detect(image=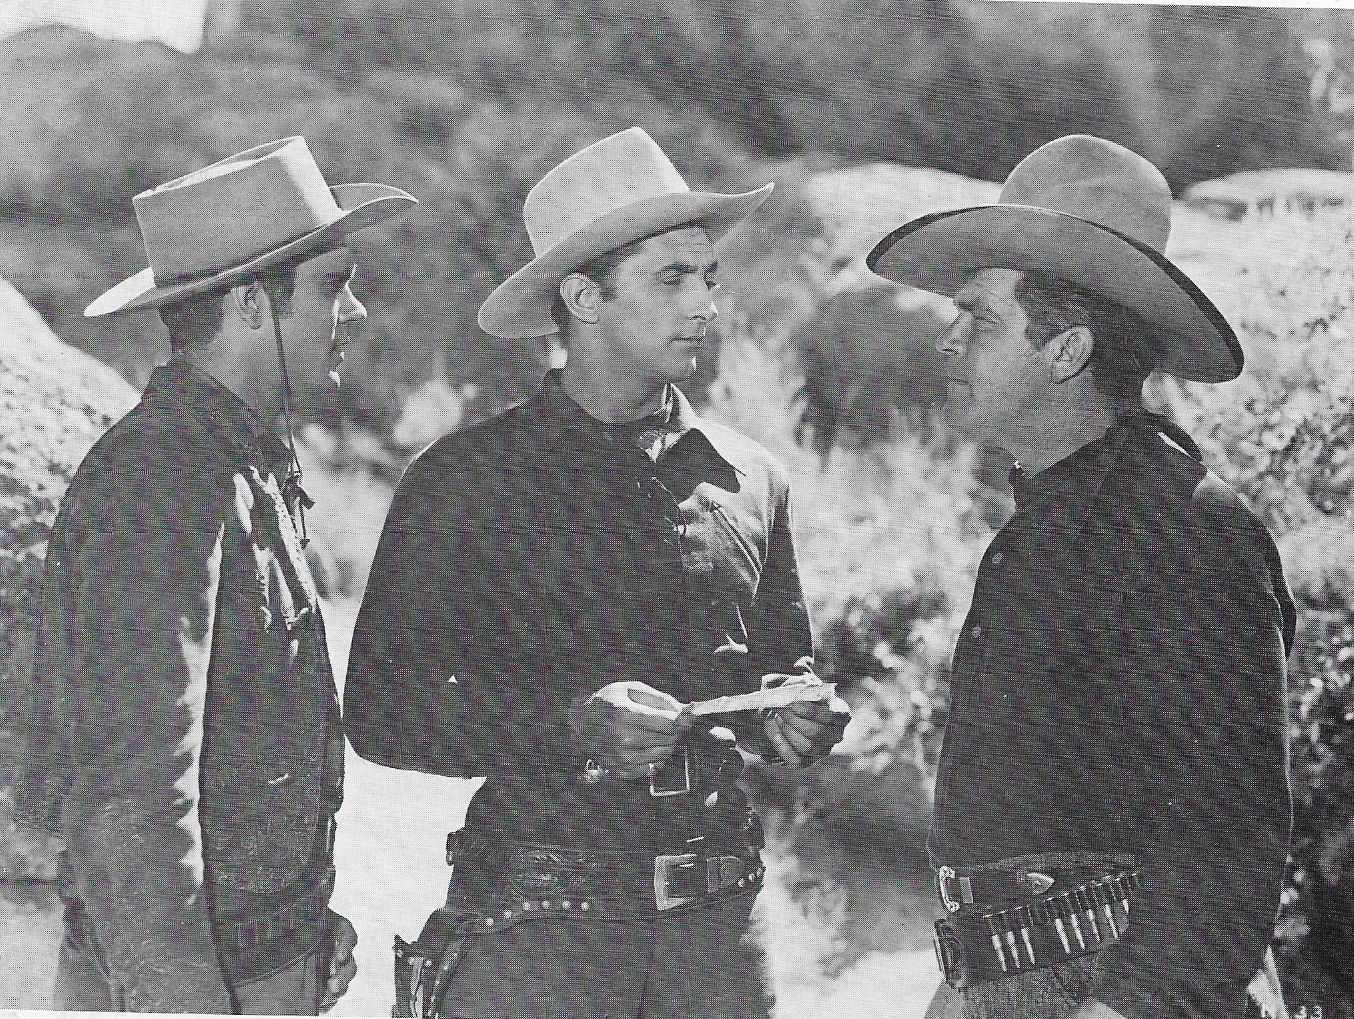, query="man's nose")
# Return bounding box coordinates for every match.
[338,285,367,325]
[690,281,719,323]
[935,314,966,356]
